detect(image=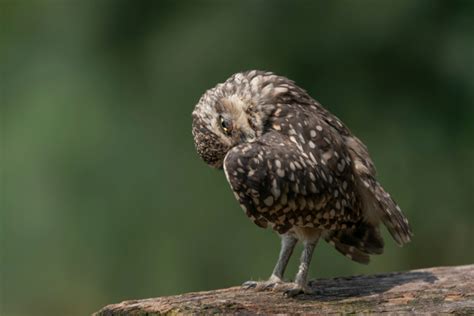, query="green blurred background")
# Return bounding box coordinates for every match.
[2,1,473,315]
